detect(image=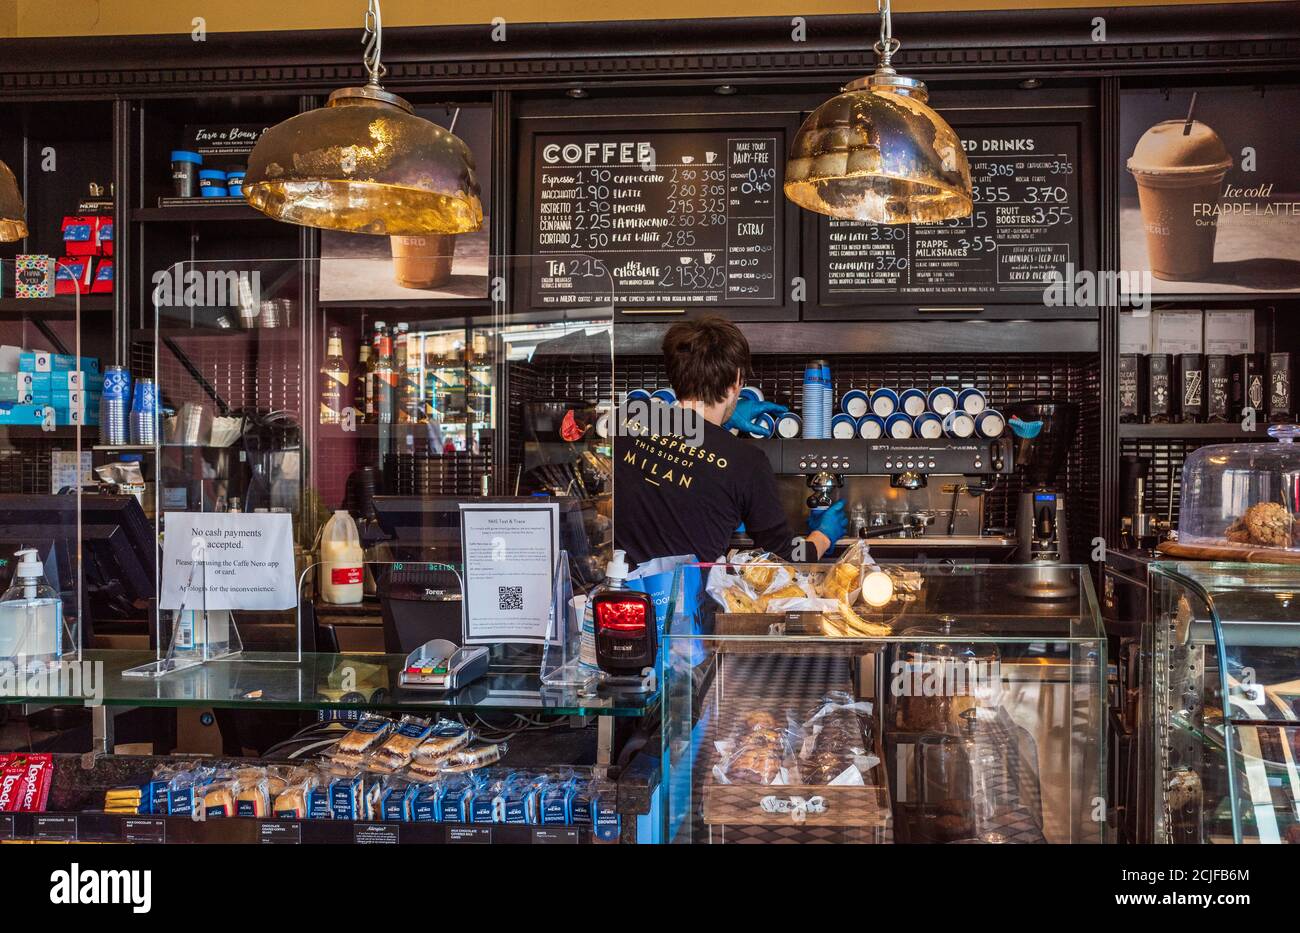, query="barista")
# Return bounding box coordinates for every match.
[613,317,846,567]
